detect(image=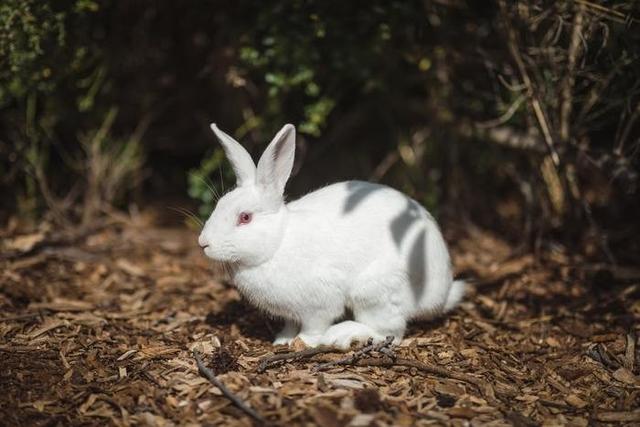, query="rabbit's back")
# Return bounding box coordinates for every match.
[284,180,455,317]
[288,181,440,255]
